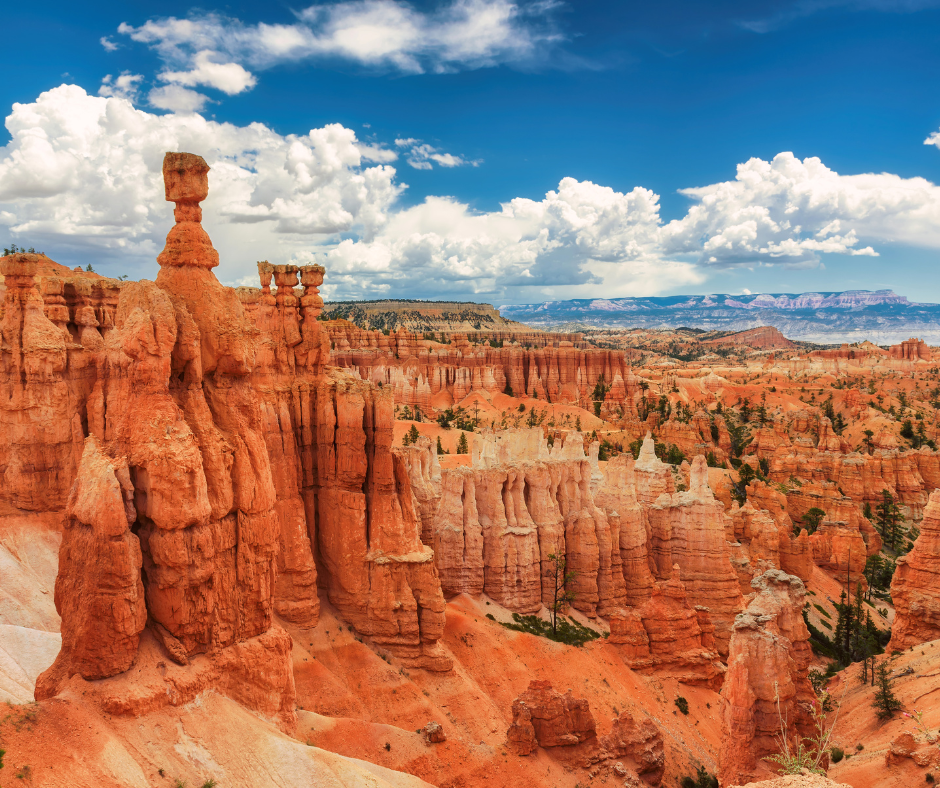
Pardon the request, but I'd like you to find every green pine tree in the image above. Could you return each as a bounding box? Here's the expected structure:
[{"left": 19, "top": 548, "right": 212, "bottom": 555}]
[
  {"left": 800, "top": 507, "right": 826, "bottom": 535},
  {"left": 875, "top": 489, "right": 905, "bottom": 551},
  {"left": 872, "top": 658, "right": 902, "bottom": 719},
  {"left": 436, "top": 436, "right": 445, "bottom": 455},
  {"left": 456, "top": 432, "right": 469, "bottom": 455}
]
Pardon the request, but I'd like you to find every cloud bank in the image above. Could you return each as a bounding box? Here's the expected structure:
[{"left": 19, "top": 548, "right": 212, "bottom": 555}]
[
  {"left": 113, "top": 0, "right": 565, "bottom": 110},
  {"left": 3, "top": 86, "right": 940, "bottom": 301}
]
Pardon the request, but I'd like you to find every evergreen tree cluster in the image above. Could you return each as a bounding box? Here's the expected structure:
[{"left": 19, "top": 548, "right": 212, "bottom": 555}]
[
  {"left": 436, "top": 406, "right": 479, "bottom": 432},
  {"left": 830, "top": 582, "right": 889, "bottom": 667}
]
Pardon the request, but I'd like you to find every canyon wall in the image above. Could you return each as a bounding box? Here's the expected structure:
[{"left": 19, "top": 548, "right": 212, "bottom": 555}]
[
  {"left": 325, "top": 322, "right": 640, "bottom": 413},
  {"left": 888, "top": 488, "right": 940, "bottom": 650}
]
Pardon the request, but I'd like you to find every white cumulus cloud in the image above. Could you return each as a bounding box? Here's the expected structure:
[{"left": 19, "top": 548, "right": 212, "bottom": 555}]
[
  {"left": 0, "top": 85, "right": 401, "bottom": 279},
  {"left": 661, "top": 152, "right": 940, "bottom": 267},
  {"left": 159, "top": 50, "right": 257, "bottom": 95},
  {"left": 3, "top": 87, "right": 940, "bottom": 303}
]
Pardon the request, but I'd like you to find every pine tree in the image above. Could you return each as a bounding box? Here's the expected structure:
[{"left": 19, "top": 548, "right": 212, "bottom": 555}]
[
  {"left": 436, "top": 436, "right": 445, "bottom": 455},
  {"left": 875, "top": 489, "right": 905, "bottom": 551},
  {"left": 833, "top": 589, "right": 852, "bottom": 664},
  {"left": 872, "top": 658, "right": 902, "bottom": 719},
  {"left": 800, "top": 507, "right": 826, "bottom": 535},
  {"left": 456, "top": 432, "right": 469, "bottom": 455},
  {"left": 407, "top": 424, "right": 420, "bottom": 445}
]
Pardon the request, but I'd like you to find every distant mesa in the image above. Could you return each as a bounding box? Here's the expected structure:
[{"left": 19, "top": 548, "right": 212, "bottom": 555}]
[
  {"left": 320, "top": 298, "right": 528, "bottom": 334},
  {"left": 497, "top": 290, "right": 940, "bottom": 344},
  {"left": 700, "top": 326, "right": 795, "bottom": 350}
]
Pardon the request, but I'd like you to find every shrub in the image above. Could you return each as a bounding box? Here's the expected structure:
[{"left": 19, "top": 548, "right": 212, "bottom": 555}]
[
  {"left": 830, "top": 746, "right": 845, "bottom": 763},
  {"left": 855, "top": 743, "right": 864, "bottom": 751},
  {"left": 679, "top": 766, "right": 718, "bottom": 788},
  {"left": 499, "top": 613, "right": 600, "bottom": 647},
  {"left": 675, "top": 696, "right": 690, "bottom": 715}
]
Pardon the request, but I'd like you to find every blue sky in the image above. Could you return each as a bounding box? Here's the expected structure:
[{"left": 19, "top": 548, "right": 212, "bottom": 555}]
[{"left": 2, "top": 0, "right": 940, "bottom": 303}]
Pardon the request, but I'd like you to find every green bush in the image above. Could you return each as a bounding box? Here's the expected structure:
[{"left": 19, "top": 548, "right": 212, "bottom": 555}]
[
  {"left": 499, "top": 613, "right": 600, "bottom": 647},
  {"left": 680, "top": 765, "right": 718, "bottom": 788},
  {"left": 830, "top": 747, "right": 845, "bottom": 763},
  {"left": 675, "top": 696, "right": 690, "bottom": 715}
]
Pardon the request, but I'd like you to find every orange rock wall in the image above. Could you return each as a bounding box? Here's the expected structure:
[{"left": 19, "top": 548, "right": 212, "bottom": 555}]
[
  {"left": 323, "top": 323, "right": 639, "bottom": 411},
  {"left": 889, "top": 489, "right": 940, "bottom": 650}
]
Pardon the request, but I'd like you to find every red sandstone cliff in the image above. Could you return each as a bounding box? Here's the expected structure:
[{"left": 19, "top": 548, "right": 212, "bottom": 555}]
[{"left": 888, "top": 488, "right": 940, "bottom": 650}]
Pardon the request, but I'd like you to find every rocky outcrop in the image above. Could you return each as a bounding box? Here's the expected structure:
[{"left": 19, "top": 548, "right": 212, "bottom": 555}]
[
  {"left": 633, "top": 433, "right": 676, "bottom": 508},
  {"left": 507, "top": 679, "right": 597, "bottom": 754},
  {"left": 718, "top": 571, "right": 815, "bottom": 787},
  {"left": 34, "top": 438, "right": 146, "bottom": 697},
  {"left": 884, "top": 731, "right": 940, "bottom": 768},
  {"left": 700, "top": 326, "right": 795, "bottom": 350},
  {"left": 728, "top": 778, "right": 853, "bottom": 788},
  {"left": 595, "top": 710, "right": 665, "bottom": 785},
  {"left": 414, "top": 429, "right": 648, "bottom": 617},
  {"left": 609, "top": 566, "right": 724, "bottom": 687},
  {"left": 594, "top": 453, "right": 655, "bottom": 606},
  {"left": 888, "top": 337, "right": 930, "bottom": 361},
  {"left": 646, "top": 455, "right": 743, "bottom": 654},
  {"left": 888, "top": 488, "right": 940, "bottom": 650},
  {"left": 766, "top": 442, "right": 939, "bottom": 524},
  {"left": 506, "top": 679, "right": 664, "bottom": 784},
  {"left": 313, "top": 373, "right": 450, "bottom": 670}
]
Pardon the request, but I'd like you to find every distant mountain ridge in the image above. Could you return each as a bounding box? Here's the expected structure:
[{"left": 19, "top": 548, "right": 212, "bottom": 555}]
[{"left": 499, "top": 290, "right": 940, "bottom": 344}]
